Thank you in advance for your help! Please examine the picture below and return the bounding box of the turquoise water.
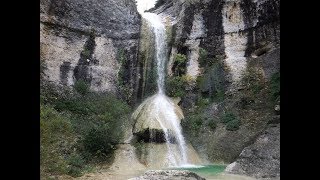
[170,164,227,176]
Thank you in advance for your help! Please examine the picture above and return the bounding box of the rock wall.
[225,124,280,179]
[149,0,280,178]
[152,0,279,89]
[136,18,157,100]
[40,0,141,103]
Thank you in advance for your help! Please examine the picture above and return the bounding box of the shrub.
[220,112,237,124]
[198,48,219,67]
[226,119,241,131]
[166,76,187,97]
[185,114,203,133]
[117,48,133,102]
[197,96,211,108]
[53,93,131,116]
[270,72,280,101]
[174,53,187,64]
[215,89,225,102]
[40,105,74,177]
[197,59,226,102]
[67,154,86,177]
[220,112,240,131]
[81,49,91,58]
[41,84,132,177]
[82,124,118,160]
[74,80,90,95]
[172,53,187,76]
[208,121,217,130]
[199,48,208,67]
[242,67,265,94]
[60,94,131,160]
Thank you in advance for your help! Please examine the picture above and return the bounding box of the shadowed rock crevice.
[59,61,71,85]
[134,128,177,143]
[200,0,226,57]
[73,31,96,84]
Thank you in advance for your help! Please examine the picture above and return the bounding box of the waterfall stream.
[132,11,191,167]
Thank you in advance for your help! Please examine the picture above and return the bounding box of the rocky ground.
[129,170,206,180]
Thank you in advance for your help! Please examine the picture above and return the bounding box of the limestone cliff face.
[150,0,280,178]
[40,0,141,103]
[152,0,279,90]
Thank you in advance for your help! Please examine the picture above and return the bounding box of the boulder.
[128,170,206,180]
[225,124,280,179]
[132,94,184,135]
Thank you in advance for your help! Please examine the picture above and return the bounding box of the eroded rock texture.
[148,0,280,178]
[40,0,141,103]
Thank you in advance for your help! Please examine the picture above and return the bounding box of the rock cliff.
[148,0,280,178]
[40,0,141,103]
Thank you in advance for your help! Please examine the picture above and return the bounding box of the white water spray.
[133,11,190,167]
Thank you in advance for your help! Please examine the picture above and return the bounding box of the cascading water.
[132,9,191,167]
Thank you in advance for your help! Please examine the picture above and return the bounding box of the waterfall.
[142,13,167,94]
[132,11,191,167]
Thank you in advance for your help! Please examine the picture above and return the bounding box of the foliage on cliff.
[40,83,131,179]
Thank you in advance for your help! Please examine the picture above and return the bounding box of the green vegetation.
[81,49,91,58]
[270,72,280,101]
[40,105,72,177]
[74,79,90,95]
[184,113,203,133]
[198,48,223,67]
[226,119,241,131]
[208,121,217,130]
[196,64,226,102]
[220,112,236,124]
[182,104,218,137]
[199,48,209,67]
[166,53,189,97]
[118,48,126,64]
[166,75,189,97]
[220,112,240,131]
[80,29,95,60]
[172,53,187,76]
[67,154,87,177]
[40,84,132,179]
[196,96,211,108]
[197,48,226,102]
[174,53,187,64]
[40,104,89,177]
[242,67,265,94]
[117,48,133,102]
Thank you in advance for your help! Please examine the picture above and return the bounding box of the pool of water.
[171,164,226,176]
[168,164,256,180]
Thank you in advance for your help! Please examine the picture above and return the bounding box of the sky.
[136,0,157,14]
